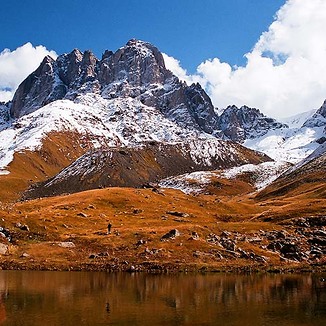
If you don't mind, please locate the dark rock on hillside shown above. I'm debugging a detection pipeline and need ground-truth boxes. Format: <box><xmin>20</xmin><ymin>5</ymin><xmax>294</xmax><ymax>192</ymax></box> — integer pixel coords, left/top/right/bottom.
<box><xmin>161</xmin><ymin>229</ymin><xmax>180</xmax><ymax>241</ymax></box>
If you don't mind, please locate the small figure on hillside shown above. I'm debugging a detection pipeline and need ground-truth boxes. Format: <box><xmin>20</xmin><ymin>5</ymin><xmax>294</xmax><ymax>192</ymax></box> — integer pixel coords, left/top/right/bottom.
<box><xmin>107</xmin><ymin>222</ymin><xmax>112</xmax><ymax>234</ymax></box>
<box><xmin>106</xmin><ymin>302</ymin><xmax>111</xmax><ymax>313</ymax></box>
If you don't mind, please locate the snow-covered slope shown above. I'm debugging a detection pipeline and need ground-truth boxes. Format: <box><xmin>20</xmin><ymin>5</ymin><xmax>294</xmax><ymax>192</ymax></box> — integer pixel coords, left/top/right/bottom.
<box><xmin>244</xmin><ymin>125</ymin><xmax>324</xmax><ymax>163</ymax></box>
<box><xmin>303</xmin><ymin>100</ymin><xmax>326</xmax><ymax>128</ymax></box>
<box><xmin>159</xmin><ymin>161</ymin><xmax>290</xmax><ymax>194</ymax></box>
<box><xmin>0</xmin><ymin>94</ymin><xmax>205</xmax><ymax>172</ymax></box>
<box><xmin>256</xmin><ymin>141</ymin><xmax>326</xmax><ymax>200</ymax></box>
<box><xmin>280</xmin><ymin>109</ymin><xmax>317</xmax><ymax>128</ymax></box>
<box><xmin>285</xmin><ymin>141</ymin><xmax>326</xmax><ymax>176</ymax></box>
<box><xmin>243</xmin><ymin>101</ymin><xmax>326</xmax><ymax>163</ymax></box>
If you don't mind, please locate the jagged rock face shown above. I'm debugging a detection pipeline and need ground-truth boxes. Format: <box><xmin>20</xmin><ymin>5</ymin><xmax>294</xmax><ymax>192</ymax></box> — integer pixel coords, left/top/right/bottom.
<box><xmin>56</xmin><ymin>49</ymin><xmax>83</xmax><ymax>87</ymax></box>
<box><xmin>217</xmin><ymin>105</ymin><xmax>287</xmax><ymax>142</ymax></box>
<box><xmin>9</xmin><ymin>39</ymin><xmax>218</xmax><ymax>134</ymax></box>
<box><xmin>98</xmin><ymin>39</ymin><xmax>170</xmax><ymax>87</ymax></box>
<box><xmin>303</xmin><ymin>100</ymin><xmax>326</xmax><ymax>128</ymax></box>
<box><xmin>0</xmin><ymin>103</ymin><xmax>10</xmax><ymax>130</ymax></box>
<box><xmin>165</xmin><ymin>82</ymin><xmax>219</xmax><ymax>133</ymax></box>
<box><xmin>10</xmin><ymin>56</ymin><xmax>67</xmax><ymax>118</ymax></box>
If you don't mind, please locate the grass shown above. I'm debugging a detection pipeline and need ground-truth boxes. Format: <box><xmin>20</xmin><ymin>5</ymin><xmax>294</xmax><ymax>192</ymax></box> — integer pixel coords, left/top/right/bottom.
<box><xmin>0</xmin><ymin>186</ymin><xmax>325</xmax><ymax>272</ymax></box>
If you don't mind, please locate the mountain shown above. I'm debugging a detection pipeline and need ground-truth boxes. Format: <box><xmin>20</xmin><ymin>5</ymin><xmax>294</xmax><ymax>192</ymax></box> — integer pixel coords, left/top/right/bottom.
<box><xmin>216</xmin><ymin>105</ymin><xmax>287</xmax><ymax>142</ymax></box>
<box><xmin>0</xmin><ymin>39</ymin><xmax>272</xmax><ymax>200</ymax></box>
<box><xmin>10</xmin><ymin>39</ymin><xmax>218</xmax><ymax>134</ymax></box>
<box><xmin>243</xmin><ymin>101</ymin><xmax>326</xmax><ymax>163</ymax></box>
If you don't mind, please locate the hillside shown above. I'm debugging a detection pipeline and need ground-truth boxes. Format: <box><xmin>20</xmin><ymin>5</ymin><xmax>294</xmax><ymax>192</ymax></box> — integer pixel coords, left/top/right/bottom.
<box><xmin>25</xmin><ymin>138</ymin><xmax>269</xmax><ymax>199</ymax></box>
<box><xmin>256</xmin><ymin>143</ymin><xmax>326</xmax><ymax>201</ymax></box>
<box><xmin>0</xmin><ymin>184</ymin><xmax>325</xmax><ymax>272</ymax></box>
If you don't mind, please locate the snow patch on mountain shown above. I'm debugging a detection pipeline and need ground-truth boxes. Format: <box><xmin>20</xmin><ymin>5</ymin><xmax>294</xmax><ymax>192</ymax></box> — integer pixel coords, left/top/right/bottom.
<box><xmin>159</xmin><ymin>171</ymin><xmax>216</xmax><ymax>195</ymax></box>
<box><xmin>280</xmin><ymin>109</ymin><xmax>316</xmax><ymax>128</ymax></box>
<box><xmin>221</xmin><ymin>161</ymin><xmax>291</xmax><ymax>190</ymax></box>
<box><xmin>285</xmin><ymin>142</ymin><xmax>326</xmax><ymax>176</ymax></box>
<box><xmin>159</xmin><ymin>161</ymin><xmax>289</xmax><ymax>194</ymax></box>
<box><xmin>244</xmin><ymin>125</ymin><xmax>324</xmax><ymax>163</ymax></box>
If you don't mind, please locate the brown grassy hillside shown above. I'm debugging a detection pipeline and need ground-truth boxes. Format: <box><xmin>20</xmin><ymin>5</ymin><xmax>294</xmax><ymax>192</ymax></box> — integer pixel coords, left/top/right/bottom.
<box><xmin>0</xmin><ymin>186</ymin><xmax>325</xmax><ymax>272</ymax></box>
<box><xmin>0</xmin><ymin>131</ymin><xmax>93</xmax><ymax>202</ymax></box>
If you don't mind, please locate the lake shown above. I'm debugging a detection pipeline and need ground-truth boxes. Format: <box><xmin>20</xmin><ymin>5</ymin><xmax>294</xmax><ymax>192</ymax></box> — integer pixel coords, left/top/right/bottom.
<box><xmin>0</xmin><ymin>271</ymin><xmax>325</xmax><ymax>325</ymax></box>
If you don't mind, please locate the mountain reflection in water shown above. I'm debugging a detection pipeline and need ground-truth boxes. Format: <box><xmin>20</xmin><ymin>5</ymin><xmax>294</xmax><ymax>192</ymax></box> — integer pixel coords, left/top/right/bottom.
<box><xmin>0</xmin><ymin>271</ymin><xmax>325</xmax><ymax>325</ymax></box>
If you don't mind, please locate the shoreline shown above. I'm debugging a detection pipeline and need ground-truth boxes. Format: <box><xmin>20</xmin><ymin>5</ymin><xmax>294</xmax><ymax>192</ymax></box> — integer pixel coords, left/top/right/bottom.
<box><xmin>1</xmin><ymin>260</ymin><xmax>325</xmax><ymax>274</ymax></box>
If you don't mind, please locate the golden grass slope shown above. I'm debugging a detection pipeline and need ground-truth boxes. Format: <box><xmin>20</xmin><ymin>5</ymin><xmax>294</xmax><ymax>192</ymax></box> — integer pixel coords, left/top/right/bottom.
<box><xmin>0</xmin><ymin>185</ymin><xmax>324</xmax><ymax>272</ymax></box>
<box><xmin>0</xmin><ymin>131</ymin><xmax>93</xmax><ymax>202</ymax></box>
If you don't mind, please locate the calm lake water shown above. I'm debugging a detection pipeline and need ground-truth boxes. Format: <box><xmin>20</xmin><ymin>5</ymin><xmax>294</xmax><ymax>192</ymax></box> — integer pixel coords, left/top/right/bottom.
<box><xmin>0</xmin><ymin>271</ymin><xmax>325</xmax><ymax>325</ymax></box>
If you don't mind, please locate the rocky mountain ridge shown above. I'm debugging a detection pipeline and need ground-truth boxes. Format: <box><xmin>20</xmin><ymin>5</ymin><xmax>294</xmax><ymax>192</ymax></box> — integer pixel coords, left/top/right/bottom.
<box><xmin>216</xmin><ymin>105</ymin><xmax>287</xmax><ymax>142</ymax></box>
<box><xmin>7</xmin><ymin>39</ymin><xmax>292</xmax><ymax>142</ymax></box>
<box><xmin>10</xmin><ymin>39</ymin><xmax>219</xmax><ymax>135</ymax></box>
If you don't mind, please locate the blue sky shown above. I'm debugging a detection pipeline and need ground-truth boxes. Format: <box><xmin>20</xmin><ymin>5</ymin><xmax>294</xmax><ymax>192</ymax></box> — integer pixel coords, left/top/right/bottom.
<box><xmin>1</xmin><ymin>0</ymin><xmax>284</xmax><ymax>71</ymax></box>
<box><xmin>1</xmin><ymin>0</ymin><xmax>326</xmax><ymax>119</ymax></box>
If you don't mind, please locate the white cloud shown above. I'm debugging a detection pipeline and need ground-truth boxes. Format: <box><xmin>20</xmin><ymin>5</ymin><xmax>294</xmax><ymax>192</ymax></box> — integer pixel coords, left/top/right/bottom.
<box><xmin>162</xmin><ymin>53</ymin><xmax>204</xmax><ymax>86</ymax></box>
<box><xmin>0</xmin><ymin>43</ymin><xmax>57</xmax><ymax>102</ymax></box>
<box><xmin>164</xmin><ymin>0</ymin><xmax>326</xmax><ymax>119</ymax></box>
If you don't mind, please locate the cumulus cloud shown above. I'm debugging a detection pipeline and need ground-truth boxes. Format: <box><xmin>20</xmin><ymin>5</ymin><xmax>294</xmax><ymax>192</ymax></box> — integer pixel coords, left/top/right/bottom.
<box><xmin>0</xmin><ymin>43</ymin><xmax>57</xmax><ymax>102</ymax></box>
<box><xmin>162</xmin><ymin>53</ymin><xmax>204</xmax><ymax>86</ymax></box>
<box><xmin>164</xmin><ymin>0</ymin><xmax>326</xmax><ymax>119</ymax></box>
